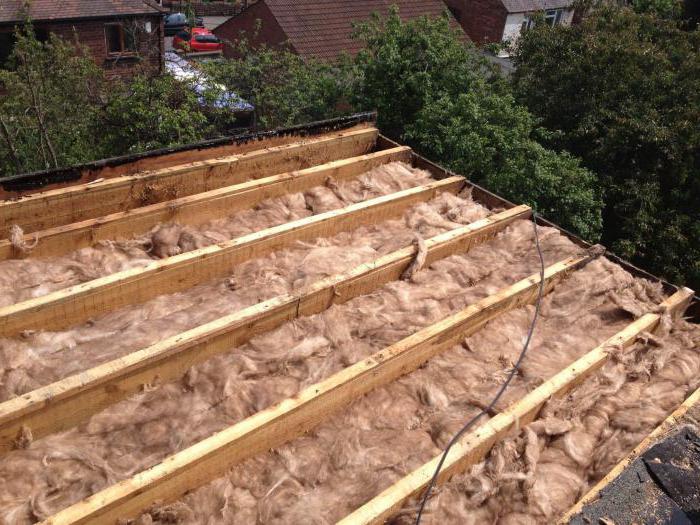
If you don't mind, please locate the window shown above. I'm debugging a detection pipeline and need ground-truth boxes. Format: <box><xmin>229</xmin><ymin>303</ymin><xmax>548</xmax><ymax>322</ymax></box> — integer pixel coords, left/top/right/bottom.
<box><xmin>544</xmin><ymin>9</ymin><xmax>564</xmax><ymax>26</ymax></box>
<box><xmin>194</xmin><ymin>34</ymin><xmax>220</xmax><ymax>43</ymax></box>
<box><xmin>0</xmin><ymin>32</ymin><xmax>16</xmax><ymax>67</ymax></box>
<box><xmin>521</xmin><ymin>9</ymin><xmax>564</xmax><ymax>32</ymax></box>
<box><xmin>105</xmin><ymin>23</ymin><xmax>136</xmax><ymax>55</ymax></box>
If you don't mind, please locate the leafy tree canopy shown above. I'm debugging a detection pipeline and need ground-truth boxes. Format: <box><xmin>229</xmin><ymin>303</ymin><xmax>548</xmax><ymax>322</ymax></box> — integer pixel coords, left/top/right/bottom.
<box><xmin>352</xmin><ymin>9</ymin><xmax>603</xmax><ymax>239</ymax></box>
<box><xmin>101</xmin><ymin>74</ymin><xmax>210</xmax><ymax>155</ymax></box>
<box><xmin>0</xmin><ymin>27</ymin><xmax>105</xmax><ymax>174</ymax></box>
<box><xmin>513</xmin><ymin>5</ymin><xmax>700</xmax><ymax>287</ymax></box>
<box><xmin>205</xmin><ymin>34</ymin><xmax>351</xmax><ymax>129</ymax></box>
<box><xmin>630</xmin><ymin>0</ymin><xmax>682</xmax><ymax>18</ymax></box>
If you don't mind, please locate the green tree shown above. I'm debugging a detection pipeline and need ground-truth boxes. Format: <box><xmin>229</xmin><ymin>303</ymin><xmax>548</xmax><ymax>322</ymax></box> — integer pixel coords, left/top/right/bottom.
<box><xmin>100</xmin><ymin>73</ymin><xmax>210</xmax><ymax>155</ymax></box>
<box><xmin>630</xmin><ymin>0</ymin><xmax>682</xmax><ymax>18</ymax></box>
<box><xmin>513</xmin><ymin>5</ymin><xmax>700</xmax><ymax>287</ymax></box>
<box><xmin>352</xmin><ymin>9</ymin><xmax>603</xmax><ymax>239</ymax></box>
<box><xmin>351</xmin><ymin>9</ymin><xmax>491</xmax><ymax>139</ymax></box>
<box><xmin>205</xmin><ymin>36</ymin><xmax>351</xmax><ymax>129</ymax></box>
<box><xmin>0</xmin><ymin>26</ymin><xmax>105</xmax><ymax>174</ymax></box>
<box><xmin>405</xmin><ymin>93</ymin><xmax>602</xmax><ymax>238</ymax></box>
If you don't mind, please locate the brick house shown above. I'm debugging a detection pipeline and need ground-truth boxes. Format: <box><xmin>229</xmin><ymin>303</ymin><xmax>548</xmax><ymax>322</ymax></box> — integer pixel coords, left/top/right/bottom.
<box><xmin>0</xmin><ymin>0</ymin><xmax>165</xmax><ymax>79</ymax></box>
<box><xmin>213</xmin><ymin>0</ymin><xmax>466</xmax><ymax>61</ymax></box>
<box><xmin>444</xmin><ymin>0</ymin><xmax>574</xmax><ymax>47</ymax></box>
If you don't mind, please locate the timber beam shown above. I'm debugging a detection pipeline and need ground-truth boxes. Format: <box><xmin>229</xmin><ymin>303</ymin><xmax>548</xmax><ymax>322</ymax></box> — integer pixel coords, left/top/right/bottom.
<box><xmin>39</xmin><ymin>251</ymin><xmax>591</xmax><ymax>525</ymax></box>
<box><xmin>338</xmin><ymin>287</ymin><xmax>694</xmax><ymax>525</ymax></box>
<box><xmin>560</xmin><ymin>328</ymin><xmax>699</xmax><ymax>523</ymax></box>
<box><xmin>0</xmin><ymin>176</ymin><xmax>464</xmax><ymax>336</ymax></box>
<box><xmin>0</xmin><ymin>147</ymin><xmax>411</xmax><ymax>260</ymax></box>
<box><xmin>0</xmin><ymin>128</ymin><xmax>379</xmax><ymax>234</ymax></box>
<box><xmin>0</xmin><ymin>205</ymin><xmax>531</xmax><ymax>454</ymax></box>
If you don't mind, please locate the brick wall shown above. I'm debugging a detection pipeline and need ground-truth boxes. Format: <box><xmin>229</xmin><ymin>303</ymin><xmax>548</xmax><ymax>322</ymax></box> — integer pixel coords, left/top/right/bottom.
<box><xmin>35</xmin><ymin>15</ymin><xmax>164</xmax><ymax>80</ymax></box>
<box><xmin>444</xmin><ymin>0</ymin><xmax>508</xmax><ymax>44</ymax></box>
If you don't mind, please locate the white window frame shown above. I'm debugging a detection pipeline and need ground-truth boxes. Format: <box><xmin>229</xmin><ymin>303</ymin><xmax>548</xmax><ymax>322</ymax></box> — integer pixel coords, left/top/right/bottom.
<box><xmin>521</xmin><ymin>8</ymin><xmax>565</xmax><ymax>32</ymax></box>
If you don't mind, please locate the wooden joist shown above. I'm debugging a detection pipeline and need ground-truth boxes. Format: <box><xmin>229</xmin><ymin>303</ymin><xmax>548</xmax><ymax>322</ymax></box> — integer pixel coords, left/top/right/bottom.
<box><xmin>0</xmin><ymin>176</ymin><xmax>464</xmax><ymax>337</ymax></box>
<box><xmin>338</xmin><ymin>287</ymin><xmax>695</xmax><ymax>525</ymax></box>
<box><xmin>0</xmin><ymin>147</ymin><xmax>411</xmax><ymax>260</ymax></box>
<box><xmin>39</xmin><ymin>251</ymin><xmax>592</xmax><ymax>525</ymax></box>
<box><xmin>560</xmin><ymin>357</ymin><xmax>700</xmax><ymax>523</ymax></box>
<box><xmin>0</xmin><ymin>127</ymin><xmax>378</xmax><ymax>234</ymax></box>
<box><xmin>0</xmin><ymin>205</ymin><xmax>531</xmax><ymax>455</ymax></box>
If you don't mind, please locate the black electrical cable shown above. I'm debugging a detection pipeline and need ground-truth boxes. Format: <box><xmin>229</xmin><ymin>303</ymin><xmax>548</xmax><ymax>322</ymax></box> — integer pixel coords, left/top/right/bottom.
<box><xmin>414</xmin><ymin>211</ymin><xmax>546</xmax><ymax>525</ymax></box>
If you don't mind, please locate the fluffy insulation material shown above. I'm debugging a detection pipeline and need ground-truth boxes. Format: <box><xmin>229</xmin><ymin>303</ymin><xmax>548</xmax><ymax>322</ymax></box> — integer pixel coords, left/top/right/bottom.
<box><xmin>0</xmin><ymin>162</ymin><xmax>696</xmax><ymax>525</ymax></box>
<box><xmin>0</xmin><ymin>162</ymin><xmax>489</xmax><ymax>522</ymax></box>
<box><xmin>0</xmin><ymin>163</ymin><xmax>475</xmax><ymax>401</ymax></box>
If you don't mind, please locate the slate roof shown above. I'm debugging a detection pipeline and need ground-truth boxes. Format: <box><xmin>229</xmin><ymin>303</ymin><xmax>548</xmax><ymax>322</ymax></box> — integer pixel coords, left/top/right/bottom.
<box><xmin>259</xmin><ymin>0</ymin><xmax>464</xmax><ymax>61</ymax></box>
<box><xmin>499</xmin><ymin>0</ymin><xmax>574</xmax><ymax>13</ymax></box>
<box><xmin>0</xmin><ymin>0</ymin><xmax>163</xmax><ymax>24</ymax></box>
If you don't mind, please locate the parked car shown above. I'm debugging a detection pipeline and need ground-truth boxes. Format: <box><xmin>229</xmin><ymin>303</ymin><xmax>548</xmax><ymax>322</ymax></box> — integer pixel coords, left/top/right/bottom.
<box><xmin>173</xmin><ymin>27</ymin><xmax>224</xmax><ymax>54</ymax></box>
<box><xmin>164</xmin><ymin>13</ymin><xmax>204</xmax><ymax>36</ymax></box>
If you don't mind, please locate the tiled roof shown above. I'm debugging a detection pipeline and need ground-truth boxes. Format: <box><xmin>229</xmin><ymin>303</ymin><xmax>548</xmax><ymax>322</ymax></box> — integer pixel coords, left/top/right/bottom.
<box><xmin>263</xmin><ymin>0</ymin><xmax>464</xmax><ymax>61</ymax></box>
<box><xmin>499</xmin><ymin>0</ymin><xmax>574</xmax><ymax>13</ymax></box>
<box><xmin>0</xmin><ymin>0</ymin><xmax>163</xmax><ymax>24</ymax></box>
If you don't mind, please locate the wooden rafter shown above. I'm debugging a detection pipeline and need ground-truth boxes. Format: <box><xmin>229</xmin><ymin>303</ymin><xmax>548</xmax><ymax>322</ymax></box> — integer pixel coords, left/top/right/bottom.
<box><xmin>0</xmin><ymin>128</ymin><xmax>378</xmax><ymax>234</ymax></box>
<box><xmin>39</xmin><ymin>252</ymin><xmax>593</xmax><ymax>525</ymax></box>
<box><xmin>0</xmin><ymin>206</ymin><xmax>531</xmax><ymax>454</ymax></box>
<box><xmin>560</xmin><ymin>358</ymin><xmax>700</xmax><ymax>523</ymax></box>
<box><xmin>338</xmin><ymin>287</ymin><xmax>694</xmax><ymax>525</ymax></box>
<box><xmin>0</xmin><ymin>176</ymin><xmax>464</xmax><ymax>336</ymax></box>
<box><xmin>0</xmin><ymin>147</ymin><xmax>411</xmax><ymax>260</ymax></box>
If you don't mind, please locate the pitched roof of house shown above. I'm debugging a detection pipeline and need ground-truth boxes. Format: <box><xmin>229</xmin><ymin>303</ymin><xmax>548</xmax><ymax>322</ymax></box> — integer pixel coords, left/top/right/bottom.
<box><xmin>0</xmin><ymin>0</ymin><xmax>163</xmax><ymax>24</ymax></box>
<box><xmin>255</xmin><ymin>0</ymin><xmax>464</xmax><ymax>61</ymax></box>
<box><xmin>499</xmin><ymin>0</ymin><xmax>574</xmax><ymax>13</ymax></box>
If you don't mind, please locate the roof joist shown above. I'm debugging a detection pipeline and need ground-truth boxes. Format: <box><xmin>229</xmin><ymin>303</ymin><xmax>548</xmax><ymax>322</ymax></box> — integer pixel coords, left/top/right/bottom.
<box><xmin>338</xmin><ymin>287</ymin><xmax>695</xmax><ymax>525</ymax></box>
<box><xmin>0</xmin><ymin>175</ymin><xmax>464</xmax><ymax>336</ymax></box>
<box><xmin>0</xmin><ymin>205</ymin><xmax>531</xmax><ymax>454</ymax></box>
<box><xmin>0</xmin><ymin>146</ymin><xmax>411</xmax><ymax>260</ymax></box>
<box><xmin>560</xmin><ymin>346</ymin><xmax>700</xmax><ymax>523</ymax></box>
<box><xmin>38</xmin><ymin>251</ymin><xmax>592</xmax><ymax>525</ymax></box>
<box><xmin>0</xmin><ymin>127</ymin><xmax>378</xmax><ymax>234</ymax></box>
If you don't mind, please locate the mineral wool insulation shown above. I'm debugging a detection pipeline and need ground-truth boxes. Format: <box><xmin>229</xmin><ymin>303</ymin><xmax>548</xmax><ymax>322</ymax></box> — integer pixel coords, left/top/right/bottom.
<box><xmin>0</xmin><ymin>162</ymin><xmax>697</xmax><ymax>525</ymax></box>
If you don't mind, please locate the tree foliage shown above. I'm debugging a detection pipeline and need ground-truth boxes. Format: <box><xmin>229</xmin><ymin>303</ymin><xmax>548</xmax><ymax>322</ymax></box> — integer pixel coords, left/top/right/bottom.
<box><xmin>513</xmin><ymin>5</ymin><xmax>700</xmax><ymax>287</ymax></box>
<box><xmin>0</xmin><ymin>25</ymin><xmax>222</xmax><ymax>173</ymax></box>
<box><xmin>630</xmin><ymin>0</ymin><xmax>682</xmax><ymax>18</ymax></box>
<box><xmin>405</xmin><ymin>94</ymin><xmax>602</xmax><ymax>238</ymax></box>
<box><xmin>205</xmin><ymin>36</ymin><xmax>351</xmax><ymax>129</ymax></box>
<box><xmin>352</xmin><ymin>9</ymin><xmax>603</xmax><ymax>238</ymax></box>
<box><xmin>0</xmin><ymin>27</ymin><xmax>105</xmax><ymax>174</ymax></box>
<box><xmin>101</xmin><ymin>74</ymin><xmax>210</xmax><ymax>155</ymax></box>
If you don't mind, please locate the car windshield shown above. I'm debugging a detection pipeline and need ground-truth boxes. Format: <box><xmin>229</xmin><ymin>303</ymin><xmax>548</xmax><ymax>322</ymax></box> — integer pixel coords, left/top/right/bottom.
<box><xmin>194</xmin><ymin>34</ymin><xmax>220</xmax><ymax>43</ymax></box>
<box><xmin>166</xmin><ymin>13</ymin><xmax>186</xmax><ymax>23</ymax></box>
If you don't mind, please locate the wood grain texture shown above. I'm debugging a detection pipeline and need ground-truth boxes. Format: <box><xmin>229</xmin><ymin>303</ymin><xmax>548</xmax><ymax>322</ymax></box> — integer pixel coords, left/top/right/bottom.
<box><xmin>40</xmin><ymin>248</ymin><xmax>589</xmax><ymax>525</ymax></box>
<box><xmin>0</xmin><ymin>205</ymin><xmax>531</xmax><ymax>455</ymax></box>
<box><xmin>0</xmin><ymin>128</ymin><xmax>378</xmax><ymax>234</ymax></box>
<box><xmin>0</xmin><ymin>147</ymin><xmax>411</xmax><ymax>260</ymax></box>
<box><xmin>339</xmin><ymin>288</ymin><xmax>694</xmax><ymax>525</ymax></box>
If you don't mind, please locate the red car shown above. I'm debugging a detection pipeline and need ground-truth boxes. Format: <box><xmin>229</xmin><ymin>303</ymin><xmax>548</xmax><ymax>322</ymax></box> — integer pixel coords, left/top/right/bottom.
<box><xmin>173</xmin><ymin>27</ymin><xmax>223</xmax><ymax>54</ymax></box>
